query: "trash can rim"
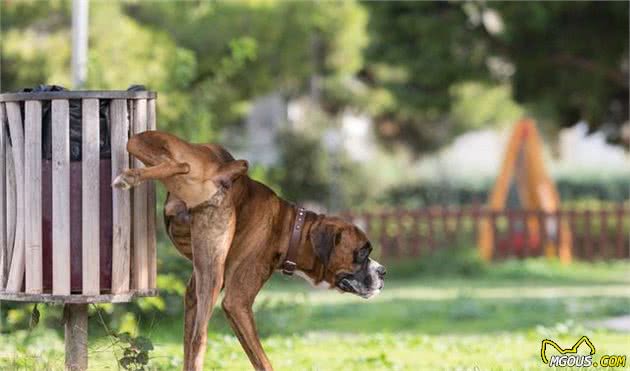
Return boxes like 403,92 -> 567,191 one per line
0,289 -> 159,304
0,90 -> 157,102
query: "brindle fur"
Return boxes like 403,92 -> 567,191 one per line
114,131 -> 385,371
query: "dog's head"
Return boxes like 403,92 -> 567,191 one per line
308,216 -> 385,299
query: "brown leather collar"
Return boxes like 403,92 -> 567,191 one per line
282,206 -> 306,275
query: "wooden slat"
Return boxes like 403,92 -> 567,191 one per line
490,210 -> 498,259
132,99 -> 148,290
52,100 -> 71,295
616,206 -> 624,258
0,104 -> 6,290
453,208 -> 462,244
537,210 -> 548,256
552,209 -> 568,254
392,212 -> 402,258
506,210 -> 515,259
24,101 -> 43,293
146,99 -> 157,289
110,99 -> 130,294
4,139 -> 16,290
427,209 -> 435,252
378,213 -> 388,259
410,212 -> 420,256
598,209 -> 608,259
584,209 -> 592,259
441,205 -> 449,242
81,99 -> 100,295
5,102 -> 25,293
568,209 -> 580,257
522,210 -> 530,258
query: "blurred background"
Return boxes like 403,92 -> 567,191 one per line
1,1 -> 629,370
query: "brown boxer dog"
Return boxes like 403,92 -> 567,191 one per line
113,131 -> 386,371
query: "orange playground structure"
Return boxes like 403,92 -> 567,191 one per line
478,119 -> 572,263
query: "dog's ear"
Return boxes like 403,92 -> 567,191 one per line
211,159 -> 248,189
310,222 -> 341,267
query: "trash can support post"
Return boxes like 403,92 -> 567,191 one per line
65,303 -> 88,371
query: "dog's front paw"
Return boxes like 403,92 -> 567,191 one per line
112,173 -> 135,190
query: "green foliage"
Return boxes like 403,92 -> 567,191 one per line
28,305 -> 39,330
495,2 -> 629,137
115,332 -> 154,371
386,255 -> 630,286
274,130 -> 330,204
2,0 -> 627,156
1,265 -> 630,369
388,244 -> 488,280
122,0 -> 367,141
363,2 -> 629,150
381,174 -> 630,208
363,2 -> 493,150
449,81 -> 524,135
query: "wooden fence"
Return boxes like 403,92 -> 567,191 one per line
343,205 -> 630,261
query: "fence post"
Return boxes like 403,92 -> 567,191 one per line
378,212 -> 388,260
427,208 -> 435,253
616,206 -> 624,258
505,210 -> 515,259
411,211 -> 420,257
537,210 -> 547,258
584,209 -> 592,259
490,210 -> 498,260
599,208 -> 608,259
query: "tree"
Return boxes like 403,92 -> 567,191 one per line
123,1 -> 367,135
363,2 -> 629,151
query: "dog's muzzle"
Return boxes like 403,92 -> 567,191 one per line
336,259 -> 385,299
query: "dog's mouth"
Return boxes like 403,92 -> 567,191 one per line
335,259 -> 385,299
336,275 -> 384,299
336,276 -> 357,294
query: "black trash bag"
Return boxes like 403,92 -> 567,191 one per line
127,84 -> 147,92
19,85 -> 113,161
18,85 -> 147,161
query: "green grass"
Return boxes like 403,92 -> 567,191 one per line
1,259 -> 630,370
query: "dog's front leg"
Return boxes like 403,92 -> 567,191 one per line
186,196 -> 236,371
222,262 -> 274,371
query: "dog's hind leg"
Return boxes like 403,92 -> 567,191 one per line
222,261 -> 275,370
113,131 -> 192,190
183,274 -> 196,369
185,191 -> 236,371
126,130 -> 177,166
112,161 -> 190,190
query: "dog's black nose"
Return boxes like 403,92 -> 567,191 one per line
377,266 -> 386,277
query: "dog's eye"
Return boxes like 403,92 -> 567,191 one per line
355,243 -> 372,263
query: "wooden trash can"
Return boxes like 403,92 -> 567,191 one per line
0,90 -> 158,370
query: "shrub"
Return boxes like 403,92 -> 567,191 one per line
388,243 -> 488,280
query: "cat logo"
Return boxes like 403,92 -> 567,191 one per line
541,336 -> 626,368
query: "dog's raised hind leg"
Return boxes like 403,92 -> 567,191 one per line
185,191 -> 236,371
112,161 -> 190,190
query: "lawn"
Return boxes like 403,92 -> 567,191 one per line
1,259 -> 630,370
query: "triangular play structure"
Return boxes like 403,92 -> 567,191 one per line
478,118 -> 572,263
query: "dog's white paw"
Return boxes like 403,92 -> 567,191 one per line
112,174 -> 133,190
